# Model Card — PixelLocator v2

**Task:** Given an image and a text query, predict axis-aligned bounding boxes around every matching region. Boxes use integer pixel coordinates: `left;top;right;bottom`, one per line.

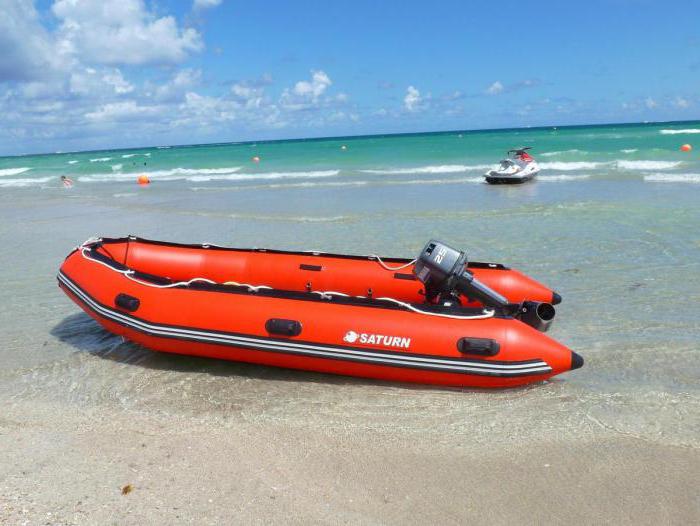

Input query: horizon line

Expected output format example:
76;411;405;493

2;118;699;159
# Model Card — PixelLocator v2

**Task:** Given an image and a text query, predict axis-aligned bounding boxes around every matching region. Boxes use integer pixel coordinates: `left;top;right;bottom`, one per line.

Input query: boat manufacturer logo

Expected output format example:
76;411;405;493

343;330;411;349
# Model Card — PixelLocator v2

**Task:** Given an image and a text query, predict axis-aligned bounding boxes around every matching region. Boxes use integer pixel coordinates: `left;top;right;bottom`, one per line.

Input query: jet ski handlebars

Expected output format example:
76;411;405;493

507;147;532;155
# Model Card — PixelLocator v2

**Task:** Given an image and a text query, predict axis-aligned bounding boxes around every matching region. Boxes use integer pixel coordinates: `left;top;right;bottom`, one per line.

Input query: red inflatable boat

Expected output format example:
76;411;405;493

58;237;582;388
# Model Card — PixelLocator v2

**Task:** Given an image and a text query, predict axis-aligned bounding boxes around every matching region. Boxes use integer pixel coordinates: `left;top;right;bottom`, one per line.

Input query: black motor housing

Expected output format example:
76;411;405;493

414;240;510;310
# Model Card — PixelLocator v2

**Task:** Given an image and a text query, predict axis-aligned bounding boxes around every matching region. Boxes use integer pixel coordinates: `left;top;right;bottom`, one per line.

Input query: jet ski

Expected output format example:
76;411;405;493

485;147;540;184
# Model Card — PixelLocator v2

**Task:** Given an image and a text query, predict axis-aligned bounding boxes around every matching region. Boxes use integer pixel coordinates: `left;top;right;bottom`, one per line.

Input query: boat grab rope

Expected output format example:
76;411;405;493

375;297;495;320
366;254;417;271
76;238;494;320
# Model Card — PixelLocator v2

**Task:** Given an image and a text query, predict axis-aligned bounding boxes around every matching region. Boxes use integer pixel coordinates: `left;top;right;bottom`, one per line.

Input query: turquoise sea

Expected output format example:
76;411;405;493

0;120;698;450
2;121;700;187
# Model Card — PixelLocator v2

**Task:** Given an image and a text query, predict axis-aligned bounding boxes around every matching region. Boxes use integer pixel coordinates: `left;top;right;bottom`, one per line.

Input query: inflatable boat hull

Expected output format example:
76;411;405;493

57;238;580;388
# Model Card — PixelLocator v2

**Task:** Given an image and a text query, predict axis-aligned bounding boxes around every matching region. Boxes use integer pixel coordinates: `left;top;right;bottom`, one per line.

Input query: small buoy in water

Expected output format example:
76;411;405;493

340;145;347;150
252;156;260;163
680;144;692;152
137;174;150;185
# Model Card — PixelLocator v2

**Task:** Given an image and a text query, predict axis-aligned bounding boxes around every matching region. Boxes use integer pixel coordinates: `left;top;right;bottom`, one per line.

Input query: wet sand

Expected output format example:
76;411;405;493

2;396;698;525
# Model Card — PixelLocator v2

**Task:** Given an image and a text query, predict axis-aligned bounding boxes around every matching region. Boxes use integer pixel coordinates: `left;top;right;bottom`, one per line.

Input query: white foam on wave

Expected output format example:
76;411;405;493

77;167;342;183
67;160;79;164
644;173;700;183
540;149;582;157
79;166;242;181
616;160;681;170
537;174;592;182
360;164;490;175
538;161;601;170
188;169;339;182
122;152;152;158
620;149;638;153
90;157;112;162
0;176;52;187
111;164;123;171
659;129;700;135
0;167;32;177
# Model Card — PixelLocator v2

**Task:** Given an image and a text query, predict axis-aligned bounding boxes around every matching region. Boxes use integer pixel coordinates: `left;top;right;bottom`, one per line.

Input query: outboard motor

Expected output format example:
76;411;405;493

414;240;510;310
413;240;555;332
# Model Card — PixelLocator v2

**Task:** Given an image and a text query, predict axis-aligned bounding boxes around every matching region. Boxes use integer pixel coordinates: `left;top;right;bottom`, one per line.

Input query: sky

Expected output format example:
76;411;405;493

1;0;698;155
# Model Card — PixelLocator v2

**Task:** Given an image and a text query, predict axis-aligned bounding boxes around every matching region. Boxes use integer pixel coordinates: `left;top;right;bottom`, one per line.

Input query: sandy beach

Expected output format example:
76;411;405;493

2;394;698;525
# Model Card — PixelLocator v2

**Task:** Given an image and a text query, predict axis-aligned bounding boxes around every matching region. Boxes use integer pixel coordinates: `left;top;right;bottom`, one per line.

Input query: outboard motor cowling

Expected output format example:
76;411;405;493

414;240;510;310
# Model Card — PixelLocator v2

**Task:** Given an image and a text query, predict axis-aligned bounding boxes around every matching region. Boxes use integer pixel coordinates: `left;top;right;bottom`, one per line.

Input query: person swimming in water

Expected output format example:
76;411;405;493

61;176;73;187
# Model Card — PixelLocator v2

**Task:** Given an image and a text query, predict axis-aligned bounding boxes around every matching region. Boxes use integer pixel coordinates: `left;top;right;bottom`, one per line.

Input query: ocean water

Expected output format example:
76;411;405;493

1;121;698;447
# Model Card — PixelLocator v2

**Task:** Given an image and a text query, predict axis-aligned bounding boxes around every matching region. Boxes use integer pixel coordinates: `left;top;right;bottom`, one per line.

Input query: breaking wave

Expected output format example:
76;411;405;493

616;160;681;170
187;170;339;182
0;167;32;177
359;164;490;175
659;129;700;135
537;174;592;182
540;149;583;157
644;173;700;183
89;157;112;162
538;161;601;170
67;160;79;164
0;176;52;187
77;167;341;183
620;149;638;153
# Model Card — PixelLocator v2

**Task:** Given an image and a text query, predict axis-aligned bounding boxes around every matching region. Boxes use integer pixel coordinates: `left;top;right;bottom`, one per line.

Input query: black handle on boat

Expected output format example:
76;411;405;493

115;293;140;312
266;318;302;336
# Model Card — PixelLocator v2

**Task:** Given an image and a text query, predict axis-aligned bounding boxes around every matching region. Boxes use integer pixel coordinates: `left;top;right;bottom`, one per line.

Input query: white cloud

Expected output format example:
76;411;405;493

85;101;161;122
193;0;222;9
52;0;203;66
292;70;331;98
645;97;657;109
673;96;690;109
0;0;64;81
70;67;134;96
153;69;202;101
404;86;422;112
231;82;266;109
486;81;504;95
280;70;333;111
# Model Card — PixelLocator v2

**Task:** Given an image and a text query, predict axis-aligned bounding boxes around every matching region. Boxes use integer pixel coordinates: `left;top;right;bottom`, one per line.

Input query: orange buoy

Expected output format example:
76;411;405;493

137;174;150;185
252;156;260;163
680;144;692;152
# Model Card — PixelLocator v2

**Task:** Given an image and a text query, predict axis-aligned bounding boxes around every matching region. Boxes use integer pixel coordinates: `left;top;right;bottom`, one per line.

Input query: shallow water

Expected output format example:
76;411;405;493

1;123;699;449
